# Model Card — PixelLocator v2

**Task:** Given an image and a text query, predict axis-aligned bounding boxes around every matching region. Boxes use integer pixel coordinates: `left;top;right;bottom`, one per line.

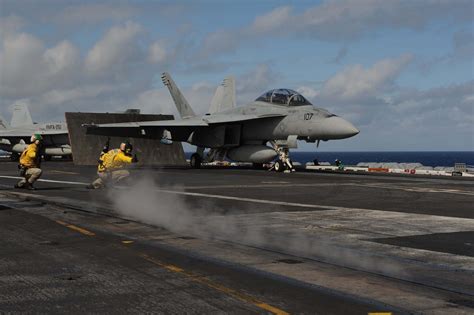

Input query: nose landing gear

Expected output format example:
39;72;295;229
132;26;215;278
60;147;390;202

269;141;294;172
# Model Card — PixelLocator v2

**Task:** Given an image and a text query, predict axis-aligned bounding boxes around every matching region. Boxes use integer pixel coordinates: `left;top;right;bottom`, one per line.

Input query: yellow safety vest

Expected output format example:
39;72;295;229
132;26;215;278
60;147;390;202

19;143;40;168
98;149;133;172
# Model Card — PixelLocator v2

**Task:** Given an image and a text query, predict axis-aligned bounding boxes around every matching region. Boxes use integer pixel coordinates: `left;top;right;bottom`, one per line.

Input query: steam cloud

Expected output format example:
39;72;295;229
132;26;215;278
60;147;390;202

108;176;407;278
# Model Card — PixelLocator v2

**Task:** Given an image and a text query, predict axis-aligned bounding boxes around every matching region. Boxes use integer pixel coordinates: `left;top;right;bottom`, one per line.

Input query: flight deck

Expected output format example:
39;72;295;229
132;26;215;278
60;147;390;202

0;160;473;314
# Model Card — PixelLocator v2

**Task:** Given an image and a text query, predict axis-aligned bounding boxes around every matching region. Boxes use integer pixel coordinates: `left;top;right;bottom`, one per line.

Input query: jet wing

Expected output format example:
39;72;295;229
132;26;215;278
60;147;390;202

204;113;285;124
85;118;208;129
85;113;286;139
84;118;208;138
86;113;285;129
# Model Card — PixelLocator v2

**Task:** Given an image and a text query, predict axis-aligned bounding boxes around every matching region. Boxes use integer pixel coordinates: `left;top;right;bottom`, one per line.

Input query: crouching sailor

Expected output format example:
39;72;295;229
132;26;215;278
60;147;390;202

15;134;43;190
87;142;138;189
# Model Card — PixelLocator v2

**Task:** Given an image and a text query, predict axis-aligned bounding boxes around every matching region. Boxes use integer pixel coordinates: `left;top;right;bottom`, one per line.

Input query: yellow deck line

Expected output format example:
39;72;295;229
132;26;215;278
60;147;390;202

139;253;289;315
55;220;96;236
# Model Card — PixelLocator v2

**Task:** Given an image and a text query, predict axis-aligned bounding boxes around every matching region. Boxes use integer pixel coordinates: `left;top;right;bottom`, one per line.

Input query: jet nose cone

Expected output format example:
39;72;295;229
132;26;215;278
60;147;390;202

325;116;359;139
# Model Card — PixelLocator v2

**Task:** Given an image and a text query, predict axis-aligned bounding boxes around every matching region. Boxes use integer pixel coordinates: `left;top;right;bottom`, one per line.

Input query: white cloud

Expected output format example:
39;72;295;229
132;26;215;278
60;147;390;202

320;54;413;101
148;41;168;64
0;32;46;97
0;21;154;121
0;33;81;100
248;6;292;35
85;21;142;75
296;86;320;99
43;40;80;76
38;85;115;107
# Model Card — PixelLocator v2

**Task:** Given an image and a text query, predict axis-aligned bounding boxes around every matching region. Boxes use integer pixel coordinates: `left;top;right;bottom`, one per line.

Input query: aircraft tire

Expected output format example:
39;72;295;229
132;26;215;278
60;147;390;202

274;160;285;172
190;153;202;169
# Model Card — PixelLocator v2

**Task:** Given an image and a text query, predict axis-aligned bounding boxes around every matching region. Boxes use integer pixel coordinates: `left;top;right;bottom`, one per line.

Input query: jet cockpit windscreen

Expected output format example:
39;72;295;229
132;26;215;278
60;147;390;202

255;89;312;106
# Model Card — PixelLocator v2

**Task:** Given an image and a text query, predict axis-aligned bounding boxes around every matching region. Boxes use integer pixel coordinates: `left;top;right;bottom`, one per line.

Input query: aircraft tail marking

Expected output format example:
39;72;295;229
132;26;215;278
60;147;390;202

161;72;196;118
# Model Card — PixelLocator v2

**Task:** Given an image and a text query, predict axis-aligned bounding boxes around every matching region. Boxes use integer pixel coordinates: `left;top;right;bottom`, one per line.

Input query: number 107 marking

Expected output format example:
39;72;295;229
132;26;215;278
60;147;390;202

304;113;313;120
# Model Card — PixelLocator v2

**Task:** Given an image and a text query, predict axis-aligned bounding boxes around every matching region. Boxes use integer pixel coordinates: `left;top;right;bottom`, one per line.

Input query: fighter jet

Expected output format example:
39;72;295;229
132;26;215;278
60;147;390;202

0;104;71;161
86;73;359;171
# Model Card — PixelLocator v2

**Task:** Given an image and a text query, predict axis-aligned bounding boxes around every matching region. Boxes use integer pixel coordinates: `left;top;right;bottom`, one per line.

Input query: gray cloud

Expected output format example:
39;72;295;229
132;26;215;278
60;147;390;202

54;3;139;26
198;0;473;57
452;29;474;60
299;0;472;40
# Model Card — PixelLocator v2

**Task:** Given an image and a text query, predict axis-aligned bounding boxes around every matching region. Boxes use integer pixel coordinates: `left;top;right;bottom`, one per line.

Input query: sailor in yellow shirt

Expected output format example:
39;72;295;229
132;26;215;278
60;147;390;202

87;142;138;189
15;134;43;190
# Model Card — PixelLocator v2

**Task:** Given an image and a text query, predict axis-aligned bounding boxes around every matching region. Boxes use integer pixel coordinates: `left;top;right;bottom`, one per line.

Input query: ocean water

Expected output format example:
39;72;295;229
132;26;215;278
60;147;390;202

185;151;474;167
291;151;474;167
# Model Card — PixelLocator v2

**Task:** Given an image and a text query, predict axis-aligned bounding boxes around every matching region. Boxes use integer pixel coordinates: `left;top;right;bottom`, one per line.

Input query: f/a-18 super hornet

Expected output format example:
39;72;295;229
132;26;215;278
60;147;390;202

0;103;71;161
86;73;359;172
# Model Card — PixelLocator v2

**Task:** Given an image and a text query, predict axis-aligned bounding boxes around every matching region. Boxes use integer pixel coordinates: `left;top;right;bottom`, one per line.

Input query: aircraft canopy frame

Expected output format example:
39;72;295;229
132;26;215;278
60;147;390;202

255;89;312;106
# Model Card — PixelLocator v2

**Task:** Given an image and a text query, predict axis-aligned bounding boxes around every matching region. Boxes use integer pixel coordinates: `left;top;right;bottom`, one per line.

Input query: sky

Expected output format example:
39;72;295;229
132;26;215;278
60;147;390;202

0;0;473;151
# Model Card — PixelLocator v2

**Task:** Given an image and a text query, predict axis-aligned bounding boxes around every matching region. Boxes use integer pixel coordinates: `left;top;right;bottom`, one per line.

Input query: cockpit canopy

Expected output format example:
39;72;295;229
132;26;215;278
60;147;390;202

255;89;312;106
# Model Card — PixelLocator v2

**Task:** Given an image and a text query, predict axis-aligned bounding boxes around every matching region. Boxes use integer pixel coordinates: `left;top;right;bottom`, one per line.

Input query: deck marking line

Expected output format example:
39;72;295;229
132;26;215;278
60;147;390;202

55;220;96;236
0;175;472;195
1;176;471;212
139;253;289;315
0;175;88;186
49;170;80;175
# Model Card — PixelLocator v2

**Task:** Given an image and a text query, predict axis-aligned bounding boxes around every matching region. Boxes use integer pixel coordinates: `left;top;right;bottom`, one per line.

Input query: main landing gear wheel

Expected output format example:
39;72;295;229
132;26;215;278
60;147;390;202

190;153;202;169
274;160;286;172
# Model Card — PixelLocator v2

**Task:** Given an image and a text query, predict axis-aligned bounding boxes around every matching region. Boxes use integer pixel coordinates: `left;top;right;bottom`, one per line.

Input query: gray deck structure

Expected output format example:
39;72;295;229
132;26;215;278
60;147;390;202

65;112;186;166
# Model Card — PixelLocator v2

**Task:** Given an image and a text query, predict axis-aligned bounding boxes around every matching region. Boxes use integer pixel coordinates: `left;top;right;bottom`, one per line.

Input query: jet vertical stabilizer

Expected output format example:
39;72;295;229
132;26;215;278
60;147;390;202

0;114;9;129
209;85;224;114
209;76;235;114
161;72;196;118
10;103;33;127
221;76;236;110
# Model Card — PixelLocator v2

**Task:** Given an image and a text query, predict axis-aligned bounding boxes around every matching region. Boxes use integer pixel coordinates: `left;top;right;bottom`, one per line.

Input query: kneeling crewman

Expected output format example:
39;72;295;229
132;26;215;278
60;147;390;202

87;142;138;189
15;134;43;190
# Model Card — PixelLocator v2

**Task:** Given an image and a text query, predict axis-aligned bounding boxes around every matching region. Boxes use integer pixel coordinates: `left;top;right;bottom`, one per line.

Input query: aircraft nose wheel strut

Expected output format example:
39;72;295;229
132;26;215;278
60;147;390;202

269;142;294;172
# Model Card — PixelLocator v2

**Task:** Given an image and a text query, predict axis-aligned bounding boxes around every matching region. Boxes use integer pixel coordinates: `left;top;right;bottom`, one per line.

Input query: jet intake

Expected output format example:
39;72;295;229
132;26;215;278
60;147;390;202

227;145;277;163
